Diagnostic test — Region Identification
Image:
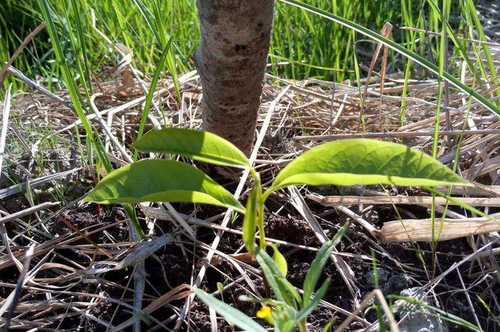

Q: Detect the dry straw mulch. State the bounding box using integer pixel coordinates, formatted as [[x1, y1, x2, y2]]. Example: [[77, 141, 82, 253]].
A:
[[0, 44, 499, 330]]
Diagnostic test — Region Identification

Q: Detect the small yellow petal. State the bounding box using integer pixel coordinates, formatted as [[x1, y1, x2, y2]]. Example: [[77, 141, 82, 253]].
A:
[[256, 306, 274, 325], [256, 306, 272, 318]]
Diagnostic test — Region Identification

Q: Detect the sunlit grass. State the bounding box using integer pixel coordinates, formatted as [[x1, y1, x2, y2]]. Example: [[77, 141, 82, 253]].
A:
[[2, 0, 496, 88]]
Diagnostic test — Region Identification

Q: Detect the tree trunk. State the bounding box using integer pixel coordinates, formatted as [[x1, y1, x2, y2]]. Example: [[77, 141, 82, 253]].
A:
[[196, 0, 275, 155]]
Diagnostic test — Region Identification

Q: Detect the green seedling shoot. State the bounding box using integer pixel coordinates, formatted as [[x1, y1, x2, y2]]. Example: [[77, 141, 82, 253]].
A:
[[85, 127, 469, 331]]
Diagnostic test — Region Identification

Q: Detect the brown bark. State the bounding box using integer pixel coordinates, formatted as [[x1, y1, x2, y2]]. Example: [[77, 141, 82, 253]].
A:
[[196, 0, 275, 155]]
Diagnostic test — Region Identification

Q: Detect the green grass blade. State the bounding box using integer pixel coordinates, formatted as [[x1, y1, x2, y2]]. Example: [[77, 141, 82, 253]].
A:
[[296, 278, 330, 322], [256, 249, 286, 303], [38, 0, 111, 171], [195, 289, 266, 332], [135, 38, 173, 143], [302, 240, 335, 307], [279, 0, 499, 116]]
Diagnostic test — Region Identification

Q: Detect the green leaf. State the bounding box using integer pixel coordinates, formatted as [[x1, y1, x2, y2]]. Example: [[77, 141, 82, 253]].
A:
[[276, 277, 302, 308], [296, 278, 330, 322], [85, 160, 244, 213], [194, 289, 266, 332], [256, 250, 286, 303], [39, 0, 112, 172], [243, 189, 258, 254], [269, 139, 469, 193], [257, 249, 300, 307], [322, 320, 335, 332], [271, 244, 288, 277], [135, 128, 250, 169], [279, 319, 298, 332], [302, 240, 335, 307]]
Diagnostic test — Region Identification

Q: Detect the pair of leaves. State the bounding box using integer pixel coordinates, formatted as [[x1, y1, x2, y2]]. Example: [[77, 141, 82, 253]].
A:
[[86, 128, 469, 217], [85, 128, 248, 212]]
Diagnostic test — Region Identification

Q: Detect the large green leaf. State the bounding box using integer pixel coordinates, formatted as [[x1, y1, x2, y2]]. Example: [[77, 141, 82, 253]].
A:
[[268, 139, 469, 194], [85, 160, 244, 213], [135, 128, 250, 169], [194, 289, 267, 332]]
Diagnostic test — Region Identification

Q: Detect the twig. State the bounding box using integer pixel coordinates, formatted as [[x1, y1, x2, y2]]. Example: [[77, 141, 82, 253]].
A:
[[110, 285, 191, 332], [0, 222, 23, 273], [85, 234, 173, 274], [424, 238, 500, 294], [294, 128, 500, 141], [125, 216, 145, 332], [310, 194, 500, 207], [0, 168, 82, 200], [6, 66, 73, 109], [335, 205, 379, 238], [90, 93, 134, 163], [456, 268, 483, 330], [330, 92, 348, 129], [364, 22, 393, 99], [0, 23, 47, 87], [0, 201, 60, 225], [335, 289, 399, 332], [0, 221, 121, 272], [3, 245, 35, 330], [381, 214, 500, 242]]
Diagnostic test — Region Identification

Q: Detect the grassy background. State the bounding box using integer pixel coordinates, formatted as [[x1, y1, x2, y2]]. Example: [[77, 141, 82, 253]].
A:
[[2, 0, 496, 93]]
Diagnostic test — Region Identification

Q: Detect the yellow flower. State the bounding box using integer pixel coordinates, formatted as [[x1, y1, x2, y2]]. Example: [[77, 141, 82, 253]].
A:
[[256, 305, 274, 325]]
